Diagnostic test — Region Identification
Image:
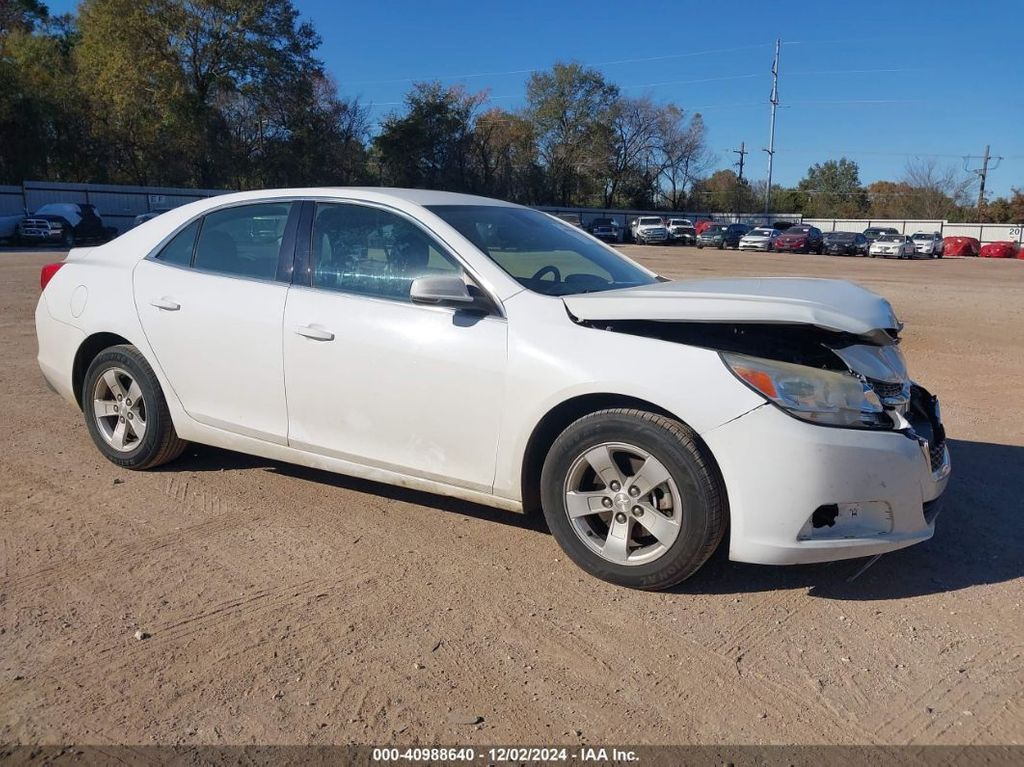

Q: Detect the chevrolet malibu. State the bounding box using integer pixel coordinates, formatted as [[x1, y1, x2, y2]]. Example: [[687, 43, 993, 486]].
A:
[[35, 189, 950, 590]]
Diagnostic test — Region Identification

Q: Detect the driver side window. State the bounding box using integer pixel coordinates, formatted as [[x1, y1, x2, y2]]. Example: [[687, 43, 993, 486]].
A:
[[311, 203, 461, 301]]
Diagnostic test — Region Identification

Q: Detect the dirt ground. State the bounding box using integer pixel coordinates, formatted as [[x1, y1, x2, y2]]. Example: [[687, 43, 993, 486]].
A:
[[1, 245, 1022, 747]]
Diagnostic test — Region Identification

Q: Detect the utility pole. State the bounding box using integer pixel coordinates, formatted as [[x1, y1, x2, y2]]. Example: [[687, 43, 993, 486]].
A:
[[733, 142, 748, 182], [763, 38, 780, 214], [965, 146, 1002, 220], [976, 144, 991, 216]]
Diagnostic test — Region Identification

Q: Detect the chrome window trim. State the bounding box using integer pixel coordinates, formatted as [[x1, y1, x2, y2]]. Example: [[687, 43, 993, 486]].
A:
[[142, 195, 507, 317]]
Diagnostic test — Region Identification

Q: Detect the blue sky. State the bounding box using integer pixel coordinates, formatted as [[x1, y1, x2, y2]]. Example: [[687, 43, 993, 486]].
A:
[[48, 0, 1024, 195]]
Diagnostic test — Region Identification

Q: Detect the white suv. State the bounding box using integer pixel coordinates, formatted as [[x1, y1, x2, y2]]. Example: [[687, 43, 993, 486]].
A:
[[35, 188, 950, 590], [632, 216, 669, 245]]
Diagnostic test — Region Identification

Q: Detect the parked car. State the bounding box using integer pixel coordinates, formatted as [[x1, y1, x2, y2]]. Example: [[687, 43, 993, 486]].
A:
[[774, 225, 824, 254], [0, 211, 26, 243], [696, 223, 750, 249], [737, 227, 779, 252], [979, 241, 1019, 259], [17, 203, 115, 247], [666, 218, 696, 245], [632, 216, 669, 245], [869, 234, 917, 259], [587, 217, 622, 243], [35, 188, 949, 590], [863, 226, 900, 244], [910, 231, 944, 258], [132, 209, 171, 228], [822, 231, 869, 257], [942, 236, 981, 257]]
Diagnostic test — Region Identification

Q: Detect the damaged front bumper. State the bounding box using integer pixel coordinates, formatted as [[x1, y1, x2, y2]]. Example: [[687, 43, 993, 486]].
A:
[[702, 389, 950, 566]]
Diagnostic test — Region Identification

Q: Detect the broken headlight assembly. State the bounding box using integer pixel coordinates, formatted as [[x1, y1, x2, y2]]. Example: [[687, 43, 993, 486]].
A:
[[721, 352, 889, 429]]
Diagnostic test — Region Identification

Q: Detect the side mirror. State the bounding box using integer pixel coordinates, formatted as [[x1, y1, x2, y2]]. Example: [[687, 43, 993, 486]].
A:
[[410, 274, 475, 307]]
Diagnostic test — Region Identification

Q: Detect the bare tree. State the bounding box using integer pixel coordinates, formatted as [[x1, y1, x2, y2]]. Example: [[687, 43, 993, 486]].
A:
[[901, 158, 972, 219], [657, 112, 712, 210]]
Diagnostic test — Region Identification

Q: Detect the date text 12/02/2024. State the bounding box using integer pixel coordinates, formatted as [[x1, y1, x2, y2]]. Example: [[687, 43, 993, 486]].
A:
[[371, 747, 639, 762]]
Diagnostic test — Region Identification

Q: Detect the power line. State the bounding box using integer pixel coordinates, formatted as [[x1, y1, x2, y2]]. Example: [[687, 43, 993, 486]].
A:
[[342, 44, 774, 85]]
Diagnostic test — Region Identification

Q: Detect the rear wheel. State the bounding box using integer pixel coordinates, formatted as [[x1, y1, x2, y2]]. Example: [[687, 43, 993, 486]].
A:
[[540, 409, 726, 590], [82, 345, 187, 470]]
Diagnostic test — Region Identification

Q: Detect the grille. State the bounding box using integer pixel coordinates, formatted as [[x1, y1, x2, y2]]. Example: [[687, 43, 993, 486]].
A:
[[21, 218, 51, 228], [929, 440, 946, 473], [870, 380, 905, 399]]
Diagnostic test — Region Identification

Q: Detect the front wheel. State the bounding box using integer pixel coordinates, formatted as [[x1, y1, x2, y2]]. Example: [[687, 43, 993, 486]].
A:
[[82, 344, 188, 470], [62, 230, 74, 248], [540, 409, 727, 590], [696, 242, 704, 249]]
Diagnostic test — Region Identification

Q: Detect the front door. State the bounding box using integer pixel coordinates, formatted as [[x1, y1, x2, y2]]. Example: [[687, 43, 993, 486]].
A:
[[282, 201, 507, 491]]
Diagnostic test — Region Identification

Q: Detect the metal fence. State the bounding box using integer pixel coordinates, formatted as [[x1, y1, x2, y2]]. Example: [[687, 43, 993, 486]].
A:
[[0, 180, 228, 235], [804, 218, 1023, 247], [2, 181, 1020, 246]]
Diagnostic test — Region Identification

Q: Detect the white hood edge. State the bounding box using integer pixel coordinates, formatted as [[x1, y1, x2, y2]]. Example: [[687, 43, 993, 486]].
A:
[[563, 277, 901, 337]]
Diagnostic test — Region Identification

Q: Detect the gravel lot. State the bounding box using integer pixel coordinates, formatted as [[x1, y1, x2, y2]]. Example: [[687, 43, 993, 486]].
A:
[[1, 246, 1022, 746]]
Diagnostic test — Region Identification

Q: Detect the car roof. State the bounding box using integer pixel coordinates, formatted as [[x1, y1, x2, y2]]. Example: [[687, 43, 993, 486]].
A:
[[189, 187, 520, 209]]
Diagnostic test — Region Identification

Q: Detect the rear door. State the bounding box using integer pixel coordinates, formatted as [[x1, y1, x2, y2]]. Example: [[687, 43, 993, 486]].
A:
[[133, 200, 299, 443]]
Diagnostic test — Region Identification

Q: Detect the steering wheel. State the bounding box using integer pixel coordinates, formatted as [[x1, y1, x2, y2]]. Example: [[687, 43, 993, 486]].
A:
[[531, 265, 562, 282]]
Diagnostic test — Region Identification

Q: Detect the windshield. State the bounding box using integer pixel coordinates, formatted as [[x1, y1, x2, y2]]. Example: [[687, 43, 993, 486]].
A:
[[878, 235, 902, 242], [786, 226, 811, 234], [638, 217, 662, 226], [748, 228, 774, 236], [591, 218, 612, 226], [669, 219, 692, 226], [825, 232, 855, 240], [427, 205, 656, 297], [704, 224, 728, 233], [912, 233, 932, 240]]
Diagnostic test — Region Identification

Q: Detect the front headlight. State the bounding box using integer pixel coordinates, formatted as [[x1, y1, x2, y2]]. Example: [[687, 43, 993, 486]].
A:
[[721, 352, 888, 429]]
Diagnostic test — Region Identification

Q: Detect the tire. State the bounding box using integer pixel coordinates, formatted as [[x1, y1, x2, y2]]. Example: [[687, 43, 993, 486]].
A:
[[696, 243, 703, 249], [540, 409, 727, 590], [82, 344, 188, 470], [717, 241, 724, 250], [62, 230, 74, 248]]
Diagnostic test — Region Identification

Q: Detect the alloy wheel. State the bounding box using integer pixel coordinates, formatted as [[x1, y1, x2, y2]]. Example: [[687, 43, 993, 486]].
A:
[[563, 442, 682, 566], [92, 367, 147, 452]]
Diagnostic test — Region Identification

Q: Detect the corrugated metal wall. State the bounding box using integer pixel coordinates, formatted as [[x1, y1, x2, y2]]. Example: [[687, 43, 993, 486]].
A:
[[5, 181, 228, 235]]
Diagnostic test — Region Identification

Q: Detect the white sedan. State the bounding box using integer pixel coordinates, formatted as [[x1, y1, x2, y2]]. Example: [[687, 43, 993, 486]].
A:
[[869, 234, 918, 259], [737, 227, 779, 251], [35, 188, 950, 590]]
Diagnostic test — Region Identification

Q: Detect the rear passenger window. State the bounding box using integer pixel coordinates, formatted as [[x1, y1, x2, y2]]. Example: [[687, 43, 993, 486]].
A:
[[155, 220, 199, 267], [193, 202, 293, 280]]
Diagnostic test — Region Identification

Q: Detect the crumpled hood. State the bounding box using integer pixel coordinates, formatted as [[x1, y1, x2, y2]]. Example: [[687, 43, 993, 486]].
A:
[[563, 277, 901, 336]]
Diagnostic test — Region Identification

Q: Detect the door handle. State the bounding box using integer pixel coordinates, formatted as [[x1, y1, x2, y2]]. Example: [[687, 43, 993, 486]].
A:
[[150, 297, 180, 311], [295, 324, 334, 341]]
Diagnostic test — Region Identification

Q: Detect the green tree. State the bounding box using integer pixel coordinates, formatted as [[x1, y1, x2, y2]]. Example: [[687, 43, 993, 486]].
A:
[[74, 0, 325, 187], [471, 107, 542, 203], [374, 82, 484, 191], [0, 0, 49, 35], [797, 158, 867, 217], [0, 17, 94, 183], [692, 169, 757, 213], [525, 62, 618, 206]]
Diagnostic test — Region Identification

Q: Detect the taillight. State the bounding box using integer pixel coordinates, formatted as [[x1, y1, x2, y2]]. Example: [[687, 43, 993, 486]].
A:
[[40, 262, 64, 291]]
